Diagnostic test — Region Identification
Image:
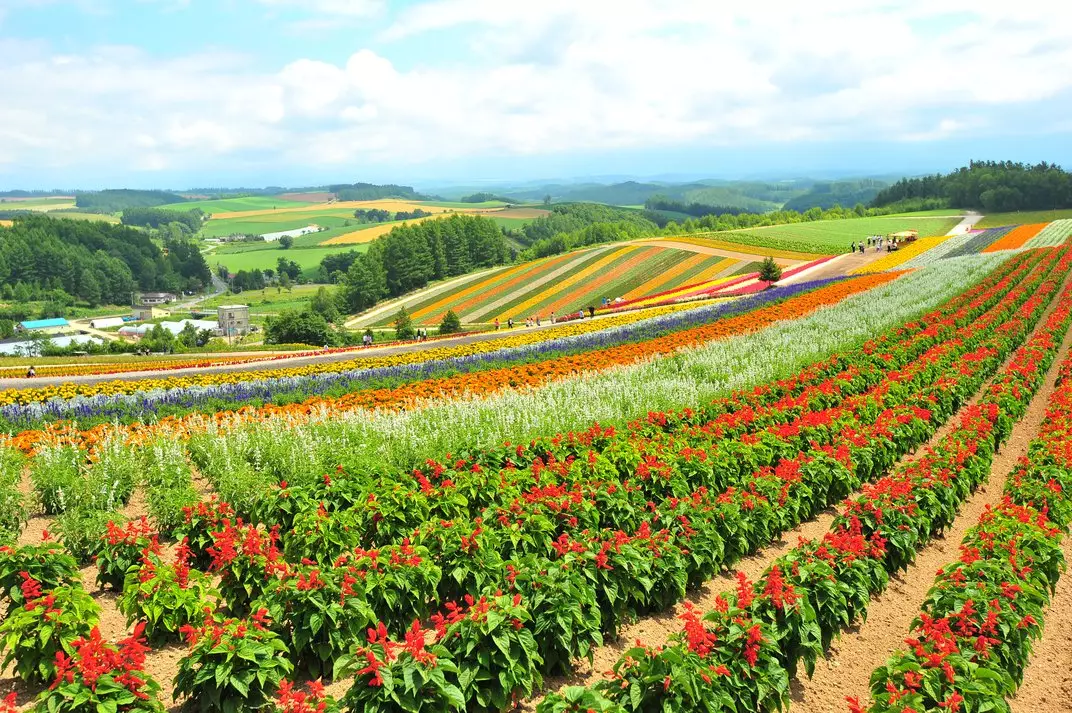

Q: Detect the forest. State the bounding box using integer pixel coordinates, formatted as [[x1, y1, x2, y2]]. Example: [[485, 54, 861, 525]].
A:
[[335, 214, 510, 312], [871, 161, 1072, 211], [120, 207, 205, 232], [0, 214, 211, 306], [330, 182, 430, 201], [75, 189, 190, 212]]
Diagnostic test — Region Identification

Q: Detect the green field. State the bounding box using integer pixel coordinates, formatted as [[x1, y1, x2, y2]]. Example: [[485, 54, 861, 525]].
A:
[[975, 209, 1072, 229], [714, 216, 962, 253], [208, 244, 367, 276], [200, 284, 335, 315], [885, 209, 966, 217], [159, 197, 316, 214], [423, 200, 510, 209], [0, 197, 76, 211]]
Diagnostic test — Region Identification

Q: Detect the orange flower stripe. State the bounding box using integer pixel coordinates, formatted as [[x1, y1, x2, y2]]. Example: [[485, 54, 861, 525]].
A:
[[497, 246, 639, 321], [538, 247, 661, 316], [982, 223, 1048, 253], [620, 253, 708, 301], [6, 271, 903, 454]]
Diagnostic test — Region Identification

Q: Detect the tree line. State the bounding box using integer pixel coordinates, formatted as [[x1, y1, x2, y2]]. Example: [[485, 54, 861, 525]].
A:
[[353, 208, 433, 222], [75, 189, 189, 213], [871, 161, 1072, 212], [333, 214, 510, 313], [331, 183, 430, 201], [0, 214, 211, 306], [121, 207, 205, 232]]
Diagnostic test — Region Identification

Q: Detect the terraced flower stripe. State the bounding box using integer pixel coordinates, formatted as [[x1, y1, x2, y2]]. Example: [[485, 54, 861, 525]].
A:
[[643, 236, 820, 261], [4, 274, 891, 454], [944, 225, 1015, 258], [850, 235, 953, 274], [538, 245, 1072, 713], [899, 231, 980, 268], [982, 222, 1048, 252], [1023, 219, 1072, 249]]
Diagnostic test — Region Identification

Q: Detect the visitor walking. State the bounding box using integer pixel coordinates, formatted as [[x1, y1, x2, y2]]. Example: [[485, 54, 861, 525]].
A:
[[25, 365, 35, 378], [495, 319, 500, 330]]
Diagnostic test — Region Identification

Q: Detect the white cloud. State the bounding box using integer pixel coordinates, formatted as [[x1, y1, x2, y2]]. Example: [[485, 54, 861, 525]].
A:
[[1, 0, 1071, 180]]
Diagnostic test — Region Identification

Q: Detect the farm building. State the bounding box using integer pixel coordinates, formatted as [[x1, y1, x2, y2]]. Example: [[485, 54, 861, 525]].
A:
[[137, 292, 177, 305], [133, 305, 171, 321], [217, 305, 250, 336], [19, 317, 69, 334], [90, 317, 125, 330]]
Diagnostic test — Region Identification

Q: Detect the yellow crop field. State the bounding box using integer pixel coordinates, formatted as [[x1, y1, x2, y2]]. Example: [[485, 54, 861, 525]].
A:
[[0, 220, 13, 227], [212, 200, 461, 221], [322, 216, 442, 245]]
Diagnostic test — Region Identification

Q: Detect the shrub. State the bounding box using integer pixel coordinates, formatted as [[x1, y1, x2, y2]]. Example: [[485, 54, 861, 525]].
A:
[[272, 680, 340, 713], [0, 579, 100, 684], [175, 498, 236, 569], [393, 306, 415, 341], [95, 517, 159, 591], [0, 542, 79, 613], [208, 520, 284, 616], [438, 310, 462, 336], [432, 593, 543, 712], [34, 623, 165, 713], [175, 612, 294, 713], [55, 507, 122, 565], [29, 445, 82, 515], [117, 543, 219, 644], [337, 622, 464, 713]]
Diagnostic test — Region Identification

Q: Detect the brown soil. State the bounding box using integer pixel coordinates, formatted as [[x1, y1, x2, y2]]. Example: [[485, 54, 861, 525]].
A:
[[1010, 536, 1072, 712], [790, 300, 1072, 712]]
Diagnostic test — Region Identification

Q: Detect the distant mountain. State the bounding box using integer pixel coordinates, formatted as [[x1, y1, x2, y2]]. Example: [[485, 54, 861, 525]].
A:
[[781, 180, 888, 211]]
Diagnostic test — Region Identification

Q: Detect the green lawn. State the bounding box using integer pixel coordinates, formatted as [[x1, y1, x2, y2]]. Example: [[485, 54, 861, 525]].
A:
[[208, 245, 367, 277], [159, 197, 316, 214], [713, 216, 962, 254], [200, 284, 334, 315], [975, 209, 1072, 229]]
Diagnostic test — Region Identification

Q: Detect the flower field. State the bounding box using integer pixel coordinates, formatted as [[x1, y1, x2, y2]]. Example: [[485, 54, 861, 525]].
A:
[[2, 245, 1072, 713], [354, 239, 811, 328]]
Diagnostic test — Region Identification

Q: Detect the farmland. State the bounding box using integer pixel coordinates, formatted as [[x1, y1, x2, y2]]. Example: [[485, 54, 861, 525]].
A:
[[207, 244, 367, 276], [349, 238, 811, 327], [1, 232, 1072, 713], [709, 215, 962, 253], [975, 208, 1072, 228]]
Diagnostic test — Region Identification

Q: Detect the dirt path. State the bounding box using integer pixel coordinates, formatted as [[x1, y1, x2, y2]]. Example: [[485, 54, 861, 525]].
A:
[[1010, 539, 1072, 711], [790, 305, 1072, 713]]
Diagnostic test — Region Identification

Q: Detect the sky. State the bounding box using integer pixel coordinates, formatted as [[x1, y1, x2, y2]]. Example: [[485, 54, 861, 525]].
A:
[[1, 0, 1071, 190]]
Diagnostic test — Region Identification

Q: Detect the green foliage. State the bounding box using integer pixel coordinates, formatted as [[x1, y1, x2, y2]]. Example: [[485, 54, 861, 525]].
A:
[[54, 508, 120, 565], [434, 594, 543, 713], [460, 193, 512, 203], [174, 614, 294, 713], [0, 214, 209, 304], [335, 215, 509, 313], [438, 309, 462, 335], [121, 207, 204, 231], [518, 203, 658, 258], [76, 188, 189, 212], [355, 208, 392, 222], [331, 183, 427, 202], [872, 160, 1072, 211], [0, 449, 27, 543], [394, 306, 415, 340], [337, 623, 464, 713], [537, 688, 626, 713], [0, 581, 101, 685], [265, 309, 337, 346], [29, 444, 82, 515], [34, 623, 166, 713], [758, 256, 783, 284], [0, 543, 80, 614], [279, 235, 294, 249], [118, 547, 219, 644], [94, 517, 157, 591], [309, 286, 340, 323]]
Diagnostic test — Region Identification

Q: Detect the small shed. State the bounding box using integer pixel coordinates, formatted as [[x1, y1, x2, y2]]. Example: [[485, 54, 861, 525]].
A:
[[90, 317, 125, 330]]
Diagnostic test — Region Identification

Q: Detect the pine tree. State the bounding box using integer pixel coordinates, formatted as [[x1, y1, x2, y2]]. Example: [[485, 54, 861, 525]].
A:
[[758, 256, 782, 286], [439, 309, 462, 335], [394, 306, 415, 341]]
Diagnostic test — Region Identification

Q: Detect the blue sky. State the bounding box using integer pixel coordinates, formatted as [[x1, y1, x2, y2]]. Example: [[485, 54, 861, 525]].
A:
[[1, 0, 1071, 190]]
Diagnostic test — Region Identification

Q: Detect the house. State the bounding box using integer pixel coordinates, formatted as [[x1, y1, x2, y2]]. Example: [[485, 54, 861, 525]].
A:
[[217, 305, 250, 336], [132, 305, 171, 321], [136, 292, 177, 306], [19, 317, 69, 335]]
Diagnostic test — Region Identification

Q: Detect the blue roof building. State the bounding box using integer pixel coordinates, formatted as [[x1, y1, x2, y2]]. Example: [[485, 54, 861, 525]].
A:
[[20, 317, 69, 330]]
